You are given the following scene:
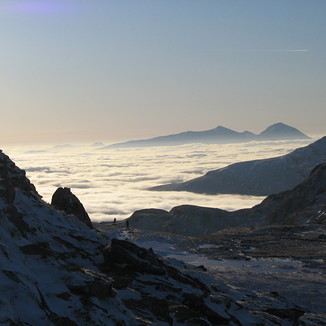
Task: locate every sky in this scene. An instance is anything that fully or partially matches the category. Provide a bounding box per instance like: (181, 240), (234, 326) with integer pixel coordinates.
(1, 0), (325, 144)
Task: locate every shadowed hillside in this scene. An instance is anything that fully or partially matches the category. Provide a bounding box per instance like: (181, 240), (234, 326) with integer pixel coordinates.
(150, 136), (326, 196)
(130, 160), (326, 236)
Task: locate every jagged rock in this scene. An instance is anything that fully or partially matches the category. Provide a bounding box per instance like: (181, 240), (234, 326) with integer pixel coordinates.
(51, 187), (93, 229)
(103, 238), (211, 293)
(0, 151), (39, 200)
(264, 308), (305, 322)
(0, 151), (40, 235)
(68, 279), (114, 299)
(103, 238), (167, 275)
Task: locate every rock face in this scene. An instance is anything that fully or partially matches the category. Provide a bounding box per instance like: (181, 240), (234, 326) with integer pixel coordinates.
(130, 161), (326, 236)
(257, 162), (326, 225)
(2, 149), (311, 325)
(51, 187), (93, 229)
(103, 122), (309, 148)
(150, 136), (326, 196)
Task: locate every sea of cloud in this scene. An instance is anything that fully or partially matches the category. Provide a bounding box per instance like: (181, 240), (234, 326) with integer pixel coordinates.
(3, 138), (315, 222)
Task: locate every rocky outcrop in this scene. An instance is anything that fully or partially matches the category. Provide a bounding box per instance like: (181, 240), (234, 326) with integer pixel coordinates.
(257, 162), (326, 225)
(0, 151), (41, 235)
(103, 238), (167, 275)
(0, 151), (39, 202)
(150, 136), (326, 196)
(51, 187), (93, 229)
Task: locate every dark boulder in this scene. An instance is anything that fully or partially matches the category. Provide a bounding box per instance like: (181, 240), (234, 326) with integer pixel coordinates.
(51, 187), (93, 229)
(103, 238), (165, 275)
(68, 279), (114, 299)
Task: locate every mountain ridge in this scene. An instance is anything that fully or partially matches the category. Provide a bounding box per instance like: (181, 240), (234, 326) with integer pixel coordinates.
(103, 122), (309, 148)
(150, 136), (326, 196)
(129, 160), (326, 236)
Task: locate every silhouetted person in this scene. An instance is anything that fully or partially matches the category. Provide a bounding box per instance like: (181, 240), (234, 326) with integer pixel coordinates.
(126, 219), (129, 228)
(113, 218), (117, 226)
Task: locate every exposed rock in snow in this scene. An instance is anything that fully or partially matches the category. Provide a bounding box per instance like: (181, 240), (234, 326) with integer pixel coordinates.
(130, 160), (326, 236)
(150, 136), (326, 196)
(96, 225), (326, 325)
(51, 187), (93, 229)
(103, 122), (309, 148)
(2, 150), (314, 325)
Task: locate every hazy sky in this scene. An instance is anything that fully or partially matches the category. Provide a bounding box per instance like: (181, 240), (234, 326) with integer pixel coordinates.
(1, 0), (325, 144)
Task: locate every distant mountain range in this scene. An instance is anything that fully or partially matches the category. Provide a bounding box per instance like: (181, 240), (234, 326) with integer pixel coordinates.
(129, 160), (326, 236)
(150, 136), (326, 196)
(103, 122), (309, 148)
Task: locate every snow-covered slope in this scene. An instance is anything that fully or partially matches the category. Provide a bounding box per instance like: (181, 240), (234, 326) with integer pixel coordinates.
(130, 161), (326, 236)
(151, 136), (326, 196)
(95, 225), (326, 325)
(103, 123), (309, 148)
(1, 150), (307, 325)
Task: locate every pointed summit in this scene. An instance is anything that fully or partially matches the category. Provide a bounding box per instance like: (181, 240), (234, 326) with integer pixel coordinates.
(258, 123), (310, 140)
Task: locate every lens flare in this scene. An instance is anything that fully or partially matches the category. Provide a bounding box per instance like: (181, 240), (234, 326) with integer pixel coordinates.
(3, 1), (73, 14)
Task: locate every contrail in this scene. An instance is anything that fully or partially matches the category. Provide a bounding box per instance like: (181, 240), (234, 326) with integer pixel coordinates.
(222, 49), (309, 53)
(267, 49), (309, 52)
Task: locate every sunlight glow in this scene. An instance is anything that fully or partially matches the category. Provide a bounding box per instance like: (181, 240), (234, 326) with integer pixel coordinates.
(3, 1), (73, 14)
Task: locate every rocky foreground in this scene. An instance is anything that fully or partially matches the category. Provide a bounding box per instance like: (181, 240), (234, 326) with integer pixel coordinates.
(3, 150), (325, 325)
(96, 224), (326, 325)
(1, 149), (326, 325)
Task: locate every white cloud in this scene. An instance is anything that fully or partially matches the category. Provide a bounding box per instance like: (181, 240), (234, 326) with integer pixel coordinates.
(4, 138), (315, 222)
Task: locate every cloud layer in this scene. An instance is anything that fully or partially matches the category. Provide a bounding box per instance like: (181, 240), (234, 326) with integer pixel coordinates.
(4, 139), (314, 222)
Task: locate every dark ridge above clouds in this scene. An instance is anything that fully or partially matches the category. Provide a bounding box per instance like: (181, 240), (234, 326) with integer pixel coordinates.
(102, 122), (310, 149)
(150, 136), (326, 196)
(130, 160), (326, 236)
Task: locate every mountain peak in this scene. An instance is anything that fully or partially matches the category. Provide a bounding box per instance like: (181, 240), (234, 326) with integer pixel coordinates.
(259, 123), (310, 140)
(215, 125), (230, 130)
